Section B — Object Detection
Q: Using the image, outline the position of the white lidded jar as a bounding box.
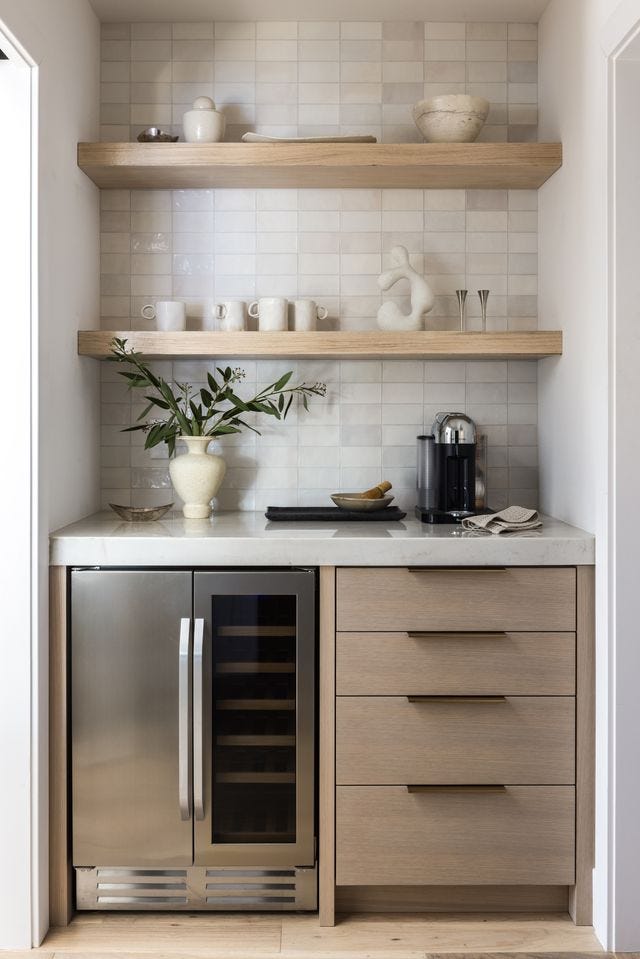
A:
[183,96,226,143]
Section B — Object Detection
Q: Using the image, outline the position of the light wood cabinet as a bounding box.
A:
[320,565,594,929]
[50,563,593,931]
[336,631,575,696]
[336,696,575,785]
[336,785,576,886]
[336,566,576,632]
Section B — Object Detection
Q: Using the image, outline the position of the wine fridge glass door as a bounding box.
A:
[193,571,315,867]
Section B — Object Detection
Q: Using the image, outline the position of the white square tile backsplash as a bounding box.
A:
[99,18,539,513]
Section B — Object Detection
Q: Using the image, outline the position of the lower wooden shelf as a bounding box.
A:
[78,330,562,361]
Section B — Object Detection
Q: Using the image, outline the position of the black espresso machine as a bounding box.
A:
[416,412,486,524]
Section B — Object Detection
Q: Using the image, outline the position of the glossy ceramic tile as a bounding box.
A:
[99,18,540,510]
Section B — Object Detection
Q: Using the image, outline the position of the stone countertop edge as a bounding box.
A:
[49,511,595,568]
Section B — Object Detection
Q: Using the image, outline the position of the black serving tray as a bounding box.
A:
[265,506,407,522]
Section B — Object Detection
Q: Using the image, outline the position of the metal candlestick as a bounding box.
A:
[455,290,468,331]
[478,289,490,332]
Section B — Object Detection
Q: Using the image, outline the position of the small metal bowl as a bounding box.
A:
[109,503,174,522]
[331,493,395,512]
[137,127,179,143]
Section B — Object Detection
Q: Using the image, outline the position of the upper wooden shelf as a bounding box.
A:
[77,142,562,190]
[78,330,562,361]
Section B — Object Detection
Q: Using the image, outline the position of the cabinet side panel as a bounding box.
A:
[50,566,72,926]
[319,567,336,927]
[570,565,595,924]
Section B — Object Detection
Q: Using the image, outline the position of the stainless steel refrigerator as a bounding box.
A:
[71,569,316,910]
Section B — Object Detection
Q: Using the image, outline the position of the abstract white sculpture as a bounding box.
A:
[376,246,435,331]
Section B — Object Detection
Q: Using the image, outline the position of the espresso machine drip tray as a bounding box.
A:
[415,506,479,525]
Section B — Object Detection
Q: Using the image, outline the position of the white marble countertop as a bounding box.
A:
[50,510,594,567]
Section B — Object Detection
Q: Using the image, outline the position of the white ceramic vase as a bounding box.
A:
[169,436,226,519]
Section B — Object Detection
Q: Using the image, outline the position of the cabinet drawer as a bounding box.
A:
[337,631,575,695]
[336,785,575,886]
[336,696,575,785]
[336,567,576,632]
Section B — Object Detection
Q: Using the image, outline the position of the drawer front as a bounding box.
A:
[337,632,575,695]
[336,567,576,632]
[336,785,575,886]
[336,696,575,785]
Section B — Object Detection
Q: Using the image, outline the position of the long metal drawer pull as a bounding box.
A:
[407,695,507,704]
[193,617,205,821]
[178,618,192,821]
[406,631,508,639]
[407,567,507,573]
[407,784,507,793]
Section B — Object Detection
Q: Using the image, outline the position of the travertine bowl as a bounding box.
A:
[109,503,173,522]
[413,95,490,143]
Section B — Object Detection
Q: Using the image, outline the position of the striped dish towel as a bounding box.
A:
[461,506,542,534]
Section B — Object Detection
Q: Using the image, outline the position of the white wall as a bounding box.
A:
[0,0,102,527]
[538,1,608,530]
[0,0,100,946]
[537,2,608,943]
[0,28,36,950]
[539,0,640,950]
[609,30,640,955]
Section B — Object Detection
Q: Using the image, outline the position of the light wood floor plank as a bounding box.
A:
[24,913,608,958]
[41,914,282,956]
[423,954,617,958]
[35,954,640,959]
[48,946,274,959]
[0,953,54,958]
[280,914,602,956]
[48,954,280,959]
[41,954,621,959]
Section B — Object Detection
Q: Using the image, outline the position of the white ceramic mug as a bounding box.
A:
[248,297,288,332]
[214,301,247,332]
[293,299,329,332]
[141,301,186,332]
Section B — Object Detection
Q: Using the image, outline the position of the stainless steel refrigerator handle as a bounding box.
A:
[193,617,205,821]
[178,618,192,821]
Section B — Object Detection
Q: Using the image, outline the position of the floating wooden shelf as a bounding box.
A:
[78,330,563,361]
[77,142,562,190]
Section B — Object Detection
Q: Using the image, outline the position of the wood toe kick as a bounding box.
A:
[335,884,570,914]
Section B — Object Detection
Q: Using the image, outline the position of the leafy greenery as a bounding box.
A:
[109,337,327,456]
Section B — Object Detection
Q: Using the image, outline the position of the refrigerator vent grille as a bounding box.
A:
[75,865,316,911]
[205,868,296,905]
[89,868,189,906]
